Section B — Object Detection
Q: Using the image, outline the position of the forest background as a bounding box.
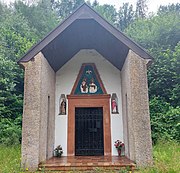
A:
[0,0,179,146]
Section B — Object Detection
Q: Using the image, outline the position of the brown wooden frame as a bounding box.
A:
[67,94,111,156]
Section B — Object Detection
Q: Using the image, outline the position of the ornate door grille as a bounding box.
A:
[75,107,104,156]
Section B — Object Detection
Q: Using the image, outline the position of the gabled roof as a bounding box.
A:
[18,3,153,71]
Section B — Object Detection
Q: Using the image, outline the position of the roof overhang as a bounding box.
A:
[18,3,153,71]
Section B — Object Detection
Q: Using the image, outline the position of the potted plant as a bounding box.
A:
[54,145,63,157]
[114,140,124,156]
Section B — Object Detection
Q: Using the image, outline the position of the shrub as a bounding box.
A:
[0,117,22,145]
[150,97,180,144]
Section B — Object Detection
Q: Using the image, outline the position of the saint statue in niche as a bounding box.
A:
[112,99,118,113]
[89,78,97,93]
[59,94,66,115]
[80,78,88,93]
[111,93,119,114]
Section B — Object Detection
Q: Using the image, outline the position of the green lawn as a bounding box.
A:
[0,141,179,173]
[135,140,180,173]
[0,145,21,173]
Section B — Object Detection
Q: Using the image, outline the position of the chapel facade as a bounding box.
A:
[18,3,153,170]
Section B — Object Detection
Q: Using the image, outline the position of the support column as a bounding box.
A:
[21,52,55,170]
[121,50,153,166]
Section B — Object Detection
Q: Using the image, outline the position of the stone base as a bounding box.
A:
[39,156,136,171]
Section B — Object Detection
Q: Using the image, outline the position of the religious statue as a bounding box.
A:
[89,78,97,93]
[112,99,118,113]
[60,99,66,114]
[111,93,118,114]
[80,78,88,93]
[59,94,66,115]
[73,64,105,95]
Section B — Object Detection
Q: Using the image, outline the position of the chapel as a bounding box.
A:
[18,3,153,170]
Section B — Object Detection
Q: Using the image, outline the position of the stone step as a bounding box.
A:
[39,156,136,172]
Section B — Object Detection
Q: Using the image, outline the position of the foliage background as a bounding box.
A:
[0,0,179,145]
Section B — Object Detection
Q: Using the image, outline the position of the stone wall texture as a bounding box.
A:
[121,50,153,166]
[21,52,55,170]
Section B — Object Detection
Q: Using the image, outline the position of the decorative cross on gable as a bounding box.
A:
[71,63,107,95]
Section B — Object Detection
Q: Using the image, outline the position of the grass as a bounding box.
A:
[135,140,180,173]
[0,145,21,173]
[0,140,179,173]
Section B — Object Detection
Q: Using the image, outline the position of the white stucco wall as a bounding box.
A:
[55,49,123,156]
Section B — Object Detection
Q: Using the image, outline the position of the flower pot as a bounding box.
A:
[118,150,121,156]
[54,150,57,157]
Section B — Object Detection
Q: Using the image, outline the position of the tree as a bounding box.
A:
[14,0,59,39]
[0,1,37,144]
[135,0,148,18]
[125,3,180,142]
[125,12,180,50]
[52,0,85,20]
[92,0,98,7]
[148,43,180,107]
[158,3,180,14]
[118,3,134,31]
[125,10,180,106]
[150,97,180,143]
[1,19,35,117]
[0,0,179,145]
[93,4,117,25]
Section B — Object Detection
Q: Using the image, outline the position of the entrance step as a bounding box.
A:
[39,156,136,172]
